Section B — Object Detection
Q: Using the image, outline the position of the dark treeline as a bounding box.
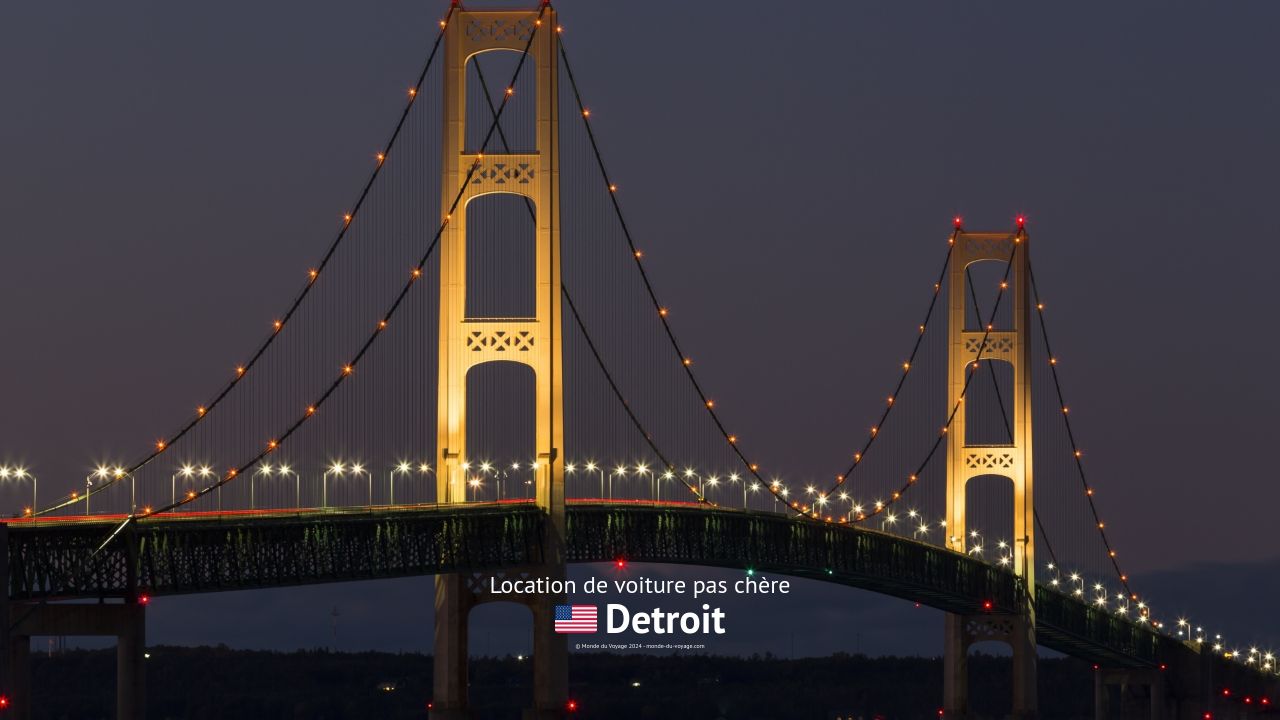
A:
[29,647,1093,719]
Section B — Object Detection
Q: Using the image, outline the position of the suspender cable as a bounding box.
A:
[34,6,457,517]
[1027,258,1133,600]
[965,267,1062,573]
[470,54,697,499]
[92,3,551,552]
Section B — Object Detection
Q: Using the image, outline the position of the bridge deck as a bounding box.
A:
[4,502,1181,668]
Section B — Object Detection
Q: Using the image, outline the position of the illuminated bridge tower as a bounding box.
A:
[433,7,568,719]
[943,229,1037,719]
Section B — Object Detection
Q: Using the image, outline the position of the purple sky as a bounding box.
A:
[3,1,1279,655]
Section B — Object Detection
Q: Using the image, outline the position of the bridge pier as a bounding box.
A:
[6,633,29,718]
[431,572,568,720]
[527,595,569,720]
[942,228,1038,718]
[6,601,146,719]
[117,602,147,720]
[1094,667,1171,720]
[432,575,473,719]
[943,611,1037,719]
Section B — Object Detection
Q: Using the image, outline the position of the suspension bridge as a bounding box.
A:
[2,4,1276,719]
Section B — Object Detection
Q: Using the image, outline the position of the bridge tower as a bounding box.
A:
[433,6,568,719]
[942,229,1037,719]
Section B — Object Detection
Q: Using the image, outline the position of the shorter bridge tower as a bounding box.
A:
[942,228,1037,719]
[432,6,568,720]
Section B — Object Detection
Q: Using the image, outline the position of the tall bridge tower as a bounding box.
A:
[943,229,1037,718]
[433,6,568,718]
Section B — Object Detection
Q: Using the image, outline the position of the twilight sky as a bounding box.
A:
[2,1,1279,655]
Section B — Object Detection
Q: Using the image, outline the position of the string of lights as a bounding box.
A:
[91,4,550,550]
[826,225,1023,522]
[823,230,956,496]
[31,6,459,518]
[558,37,790,510]
[561,31,1154,643]
[961,266,1063,574]
[11,4,1276,681]
[466,53,701,501]
[1026,257,1134,600]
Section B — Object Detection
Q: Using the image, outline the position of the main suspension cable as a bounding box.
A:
[826,234,955,495]
[1026,257,1134,600]
[34,5,458,517]
[558,37,799,511]
[92,3,551,552]
[469,52,697,500]
[964,266,1062,573]
[837,229,1024,522]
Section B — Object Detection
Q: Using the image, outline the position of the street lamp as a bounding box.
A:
[634,463,651,501]
[584,461,603,498]
[728,472,743,508]
[0,466,36,516]
[660,470,674,503]
[85,465,115,515]
[348,463,371,506]
[323,462,345,508]
[197,466,214,509]
[172,465,194,505]
[273,464,299,508]
[251,463,273,509]
[508,462,528,500]
[610,465,627,501]
[468,476,482,502]
[705,474,720,503]
[390,462,412,506]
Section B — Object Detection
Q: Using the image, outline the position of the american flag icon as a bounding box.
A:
[554,604,597,634]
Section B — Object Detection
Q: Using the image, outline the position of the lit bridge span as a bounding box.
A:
[6,2,1278,719]
[5,502,1168,668]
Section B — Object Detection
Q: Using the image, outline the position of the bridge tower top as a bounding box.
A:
[436,6,564,532]
[945,229,1034,587]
